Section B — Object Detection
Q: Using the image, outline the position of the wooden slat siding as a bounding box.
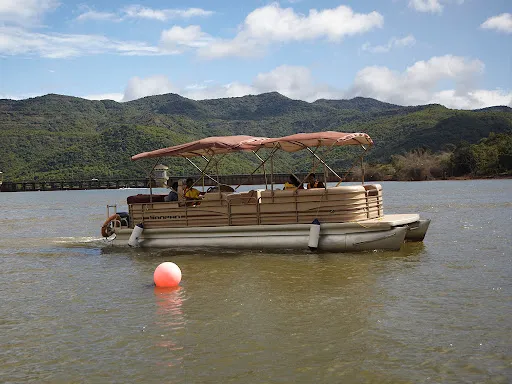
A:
[259,198,370,214]
[298,200,380,215]
[127,184,385,229]
[230,200,259,226]
[364,184,384,217]
[366,195,382,219]
[129,202,230,229]
[259,190,374,224]
[365,190,370,219]
[227,191,261,226]
[130,204,377,227]
[131,203,376,226]
[268,199,372,212]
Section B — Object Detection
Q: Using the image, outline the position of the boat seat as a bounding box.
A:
[199,192,230,206]
[127,194,167,204]
[364,184,382,196]
[226,190,260,205]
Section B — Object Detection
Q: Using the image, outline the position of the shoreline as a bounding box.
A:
[1,175,511,192]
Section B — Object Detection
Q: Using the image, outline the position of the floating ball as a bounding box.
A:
[154,262,182,288]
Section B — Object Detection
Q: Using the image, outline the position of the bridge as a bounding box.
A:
[0,172,352,192]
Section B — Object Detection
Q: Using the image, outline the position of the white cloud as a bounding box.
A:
[0,0,59,26]
[431,89,512,109]
[480,13,512,34]
[76,10,121,22]
[242,4,383,41]
[346,55,512,108]
[0,26,178,58]
[83,93,124,102]
[183,82,257,100]
[198,3,383,58]
[123,5,213,20]
[91,58,511,109]
[76,5,213,22]
[252,65,342,101]
[5,4,382,60]
[122,75,177,101]
[361,34,416,53]
[118,66,343,102]
[160,26,213,49]
[198,38,263,59]
[16,58,510,110]
[408,0,443,13]
[0,92,42,100]
[408,0,464,13]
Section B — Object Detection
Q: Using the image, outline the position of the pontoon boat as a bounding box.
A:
[102,132,430,251]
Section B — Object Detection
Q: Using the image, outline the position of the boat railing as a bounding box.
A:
[128,184,383,229]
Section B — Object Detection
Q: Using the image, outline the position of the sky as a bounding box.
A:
[0,0,511,109]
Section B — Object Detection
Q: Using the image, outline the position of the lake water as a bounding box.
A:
[0,180,510,383]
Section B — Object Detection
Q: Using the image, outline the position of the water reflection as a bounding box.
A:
[153,286,186,370]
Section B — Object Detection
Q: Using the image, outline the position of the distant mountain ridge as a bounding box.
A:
[313,96,402,112]
[0,92,511,180]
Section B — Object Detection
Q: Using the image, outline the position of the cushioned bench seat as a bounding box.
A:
[127,194,167,204]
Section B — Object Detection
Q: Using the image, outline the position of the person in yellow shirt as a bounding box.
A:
[283,174,303,190]
[184,178,201,200]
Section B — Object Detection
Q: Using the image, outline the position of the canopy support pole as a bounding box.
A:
[233,147,278,190]
[185,157,217,185]
[270,151,274,194]
[306,147,342,182]
[252,151,268,189]
[361,154,365,185]
[335,144,370,187]
[148,160,160,203]
[360,144,369,185]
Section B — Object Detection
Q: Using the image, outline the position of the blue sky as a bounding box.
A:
[0,0,510,109]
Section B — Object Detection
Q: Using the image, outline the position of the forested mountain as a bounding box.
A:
[0,92,511,181]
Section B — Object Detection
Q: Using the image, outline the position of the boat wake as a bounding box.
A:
[53,236,112,248]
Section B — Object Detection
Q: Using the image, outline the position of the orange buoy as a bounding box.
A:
[101,214,121,237]
[154,262,182,288]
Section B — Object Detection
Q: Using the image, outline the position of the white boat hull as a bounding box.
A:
[111,214,426,252]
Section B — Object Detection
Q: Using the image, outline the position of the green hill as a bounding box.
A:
[0,93,511,181]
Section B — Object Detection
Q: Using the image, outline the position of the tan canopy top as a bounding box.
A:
[131,131,373,160]
[257,131,373,152]
[131,135,268,160]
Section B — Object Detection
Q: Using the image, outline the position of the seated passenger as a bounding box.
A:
[184,178,202,200]
[306,173,325,189]
[284,174,304,190]
[164,179,179,202]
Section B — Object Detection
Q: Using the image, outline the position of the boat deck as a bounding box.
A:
[361,213,420,227]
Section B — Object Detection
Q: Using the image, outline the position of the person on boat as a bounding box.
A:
[183,178,201,200]
[164,179,179,202]
[284,174,304,190]
[306,173,325,189]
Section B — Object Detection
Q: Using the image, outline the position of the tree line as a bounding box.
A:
[357,132,512,181]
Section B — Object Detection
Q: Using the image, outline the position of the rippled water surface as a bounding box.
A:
[1,180,511,383]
